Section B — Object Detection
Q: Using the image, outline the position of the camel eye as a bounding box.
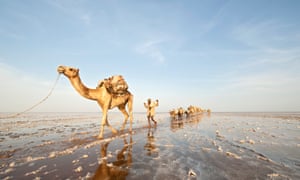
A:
[69,68,73,71]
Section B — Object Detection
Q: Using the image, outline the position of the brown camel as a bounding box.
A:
[57,65,133,139]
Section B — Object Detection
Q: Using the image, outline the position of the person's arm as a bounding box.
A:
[144,102,148,108]
[155,100,159,107]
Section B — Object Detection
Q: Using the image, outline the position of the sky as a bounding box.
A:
[0,0,300,113]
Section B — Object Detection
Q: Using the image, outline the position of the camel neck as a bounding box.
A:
[69,75,97,100]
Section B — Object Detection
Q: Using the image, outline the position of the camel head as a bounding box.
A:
[57,65,79,78]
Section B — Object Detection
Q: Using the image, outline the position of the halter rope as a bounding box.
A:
[0,73,61,119]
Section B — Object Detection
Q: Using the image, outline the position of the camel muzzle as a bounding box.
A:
[57,66,65,74]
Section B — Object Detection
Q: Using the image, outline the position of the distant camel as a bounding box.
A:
[169,105,210,119]
[57,65,133,139]
[177,107,185,118]
[169,109,178,120]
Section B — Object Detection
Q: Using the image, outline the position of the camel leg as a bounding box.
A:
[127,95,134,132]
[98,109,107,139]
[98,99,118,138]
[99,109,117,138]
[118,105,129,131]
[105,118,118,135]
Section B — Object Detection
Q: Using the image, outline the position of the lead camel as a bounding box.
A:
[57,65,133,139]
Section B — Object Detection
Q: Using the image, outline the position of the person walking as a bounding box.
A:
[144,98,159,127]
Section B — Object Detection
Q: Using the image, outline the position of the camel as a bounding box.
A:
[177,107,185,118]
[57,65,133,139]
[169,109,178,120]
[169,105,210,119]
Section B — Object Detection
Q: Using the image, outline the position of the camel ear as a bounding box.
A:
[98,81,104,87]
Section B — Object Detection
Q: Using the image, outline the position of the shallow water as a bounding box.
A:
[0,112,299,179]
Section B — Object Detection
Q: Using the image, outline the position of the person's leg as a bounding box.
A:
[151,116,157,125]
[147,115,151,127]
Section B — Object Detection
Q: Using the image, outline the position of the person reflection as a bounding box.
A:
[93,135,133,180]
[144,127,158,156]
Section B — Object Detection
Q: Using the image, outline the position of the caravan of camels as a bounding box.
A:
[57,65,211,138]
[169,105,211,120]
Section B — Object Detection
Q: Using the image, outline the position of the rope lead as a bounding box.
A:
[0,73,61,119]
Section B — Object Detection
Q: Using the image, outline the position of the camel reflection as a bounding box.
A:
[93,135,133,180]
[170,113,204,132]
[144,127,158,156]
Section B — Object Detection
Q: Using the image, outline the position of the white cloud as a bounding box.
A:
[229,72,299,91]
[233,20,275,47]
[135,39,166,63]
[199,1,230,35]
[214,70,300,111]
[232,19,299,50]
[0,28,25,40]
[46,0,92,25]
[237,48,300,70]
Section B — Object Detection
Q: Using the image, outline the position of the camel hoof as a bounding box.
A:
[111,129,118,135]
[97,135,103,139]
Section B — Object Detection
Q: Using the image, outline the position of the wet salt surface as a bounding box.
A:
[0,112,299,179]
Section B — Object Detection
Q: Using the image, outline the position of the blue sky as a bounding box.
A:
[1,0,300,112]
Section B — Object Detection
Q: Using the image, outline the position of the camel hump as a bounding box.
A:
[98,75,128,95]
[110,75,128,94]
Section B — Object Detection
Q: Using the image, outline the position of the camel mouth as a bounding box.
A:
[57,66,65,74]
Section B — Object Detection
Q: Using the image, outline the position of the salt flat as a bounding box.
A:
[0,112,299,179]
